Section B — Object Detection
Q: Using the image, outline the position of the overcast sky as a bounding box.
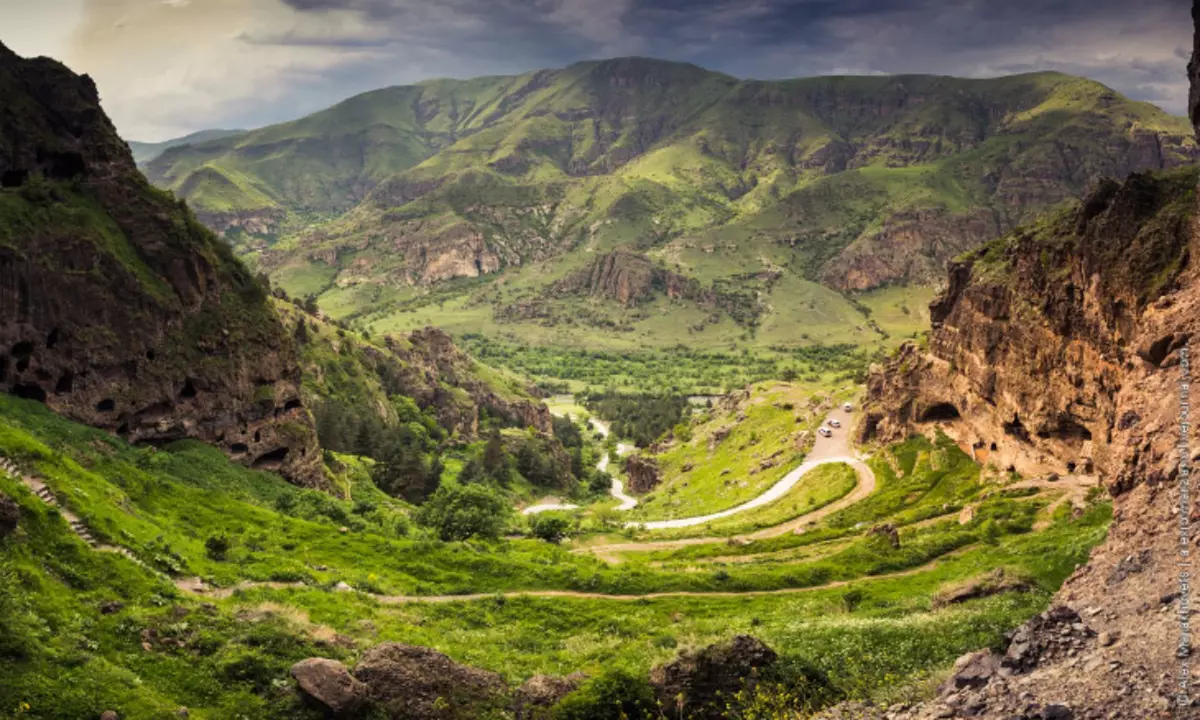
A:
[0,0,1192,141]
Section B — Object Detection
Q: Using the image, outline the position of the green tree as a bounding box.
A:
[416,484,510,541]
[529,512,574,543]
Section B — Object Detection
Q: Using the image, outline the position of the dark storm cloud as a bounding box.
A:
[65,0,1194,139]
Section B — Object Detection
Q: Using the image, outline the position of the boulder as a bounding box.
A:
[513,672,587,719]
[353,643,508,719]
[290,658,367,716]
[649,635,777,719]
[0,492,18,537]
[939,649,1000,693]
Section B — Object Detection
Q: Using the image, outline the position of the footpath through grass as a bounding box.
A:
[0,395,1111,718]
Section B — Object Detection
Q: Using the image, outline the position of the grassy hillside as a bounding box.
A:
[0,395,1112,717]
[127,129,244,165]
[140,62,1195,389]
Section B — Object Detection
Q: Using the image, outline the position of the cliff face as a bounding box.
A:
[0,42,324,487]
[858,165,1200,715]
[555,250,701,305]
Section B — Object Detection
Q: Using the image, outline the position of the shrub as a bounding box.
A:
[552,669,657,720]
[204,533,231,561]
[530,512,575,543]
[415,483,510,541]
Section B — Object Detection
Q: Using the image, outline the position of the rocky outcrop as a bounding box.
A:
[290,658,367,716]
[821,209,1002,291]
[854,160,1200,715]
[0,41,323,487]
[513,673,588,720]
[649,635,778,720]
[555,249,704,306]
[625,454,662,494]
[353,643,509,719]
[387,327,552,437]
[0,491,18,537]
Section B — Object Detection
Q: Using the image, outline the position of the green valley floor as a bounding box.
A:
[0,394,1109,718]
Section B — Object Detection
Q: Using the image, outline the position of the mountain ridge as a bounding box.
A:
[138,59,1199,361]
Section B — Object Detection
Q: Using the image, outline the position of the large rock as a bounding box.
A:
[513,672,587,720]
[290,658,367,716]
[939,649,1000,693]
[353,643,509,719]
[624,454,661,494]
[649,635,778,719]
[0,492,18,537]
[0,41,323,488]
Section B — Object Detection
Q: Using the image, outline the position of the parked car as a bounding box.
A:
[818,426,832,437]
[843,402,853,411]
[829,419,841,428]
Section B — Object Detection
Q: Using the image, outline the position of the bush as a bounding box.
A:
[204,533,231,561]
[530,512,574,543]
[415,483,510,541]
[552,669,657,720]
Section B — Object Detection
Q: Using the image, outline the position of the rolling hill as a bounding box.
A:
[139,60,1198,375]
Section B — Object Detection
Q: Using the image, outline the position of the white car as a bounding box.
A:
[818,426,832,437]
[843,402,853,411]
[829,419,841,428]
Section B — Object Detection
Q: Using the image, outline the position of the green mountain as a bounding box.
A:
[127,129,244,165]
[142,60,1197,386]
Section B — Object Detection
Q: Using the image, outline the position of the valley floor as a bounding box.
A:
[0,394,1110,718]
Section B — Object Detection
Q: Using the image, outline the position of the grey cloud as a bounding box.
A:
[64,0,1197,139]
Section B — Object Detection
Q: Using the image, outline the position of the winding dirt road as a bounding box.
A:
[522,416,634,514]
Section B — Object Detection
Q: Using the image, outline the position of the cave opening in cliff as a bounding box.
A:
[230,443,249,454]
[11,383,46,403]
[918,402,961,422]
[45,327,59,349]
[990,442,998,451]
[251,447,289,469]
[55,372,73,394]
[96,398,115,412]
[1037,418,1093,443]
[179,379,198,399]
[1003,414,1031,443]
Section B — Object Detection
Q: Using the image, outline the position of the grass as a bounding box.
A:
[628,382,833,520]
[0,393,1113,718]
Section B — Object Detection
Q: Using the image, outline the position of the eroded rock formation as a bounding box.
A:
[625,454,662,493]
[851,161,1200,715]
[0,41,323,487]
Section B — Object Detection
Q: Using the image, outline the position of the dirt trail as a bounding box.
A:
[176,562,942,605]
[1,455,163,576]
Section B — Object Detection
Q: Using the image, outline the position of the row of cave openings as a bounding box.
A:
[1,330,64,403]
[915,400,1092,471]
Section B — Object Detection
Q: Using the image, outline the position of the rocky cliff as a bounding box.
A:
[853,160,1200,714]
[555,250,702,305]
[0,42,324,487]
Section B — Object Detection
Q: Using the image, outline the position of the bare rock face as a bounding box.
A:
[290,658,368,716]
[513,672,588,720]
[353,642,509,719]
[556,249,703,306]
[854,162,1200,715]
[0,492,18,537]
[649,635,778,720]
[624,454,662,494]
[0,41,323,488]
